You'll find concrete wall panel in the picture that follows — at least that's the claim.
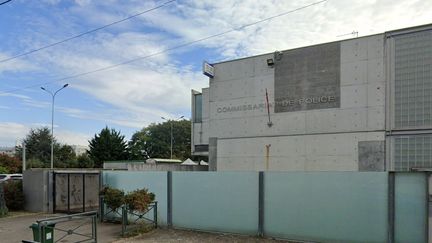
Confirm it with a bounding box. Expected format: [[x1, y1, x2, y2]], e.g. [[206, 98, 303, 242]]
[[23, 170, 49, 212], [367, 106, 385, 129], [367, 58, 385, 83], [367, 82, 385, 107], [216, 132, 384, 171], [340, 60, 367, 86], [367, 34, 384, 59], [340, 85, 368, 108], [341, 38, 368, 63], [212, 58, 256, 82], [202, 88, 210, 119]]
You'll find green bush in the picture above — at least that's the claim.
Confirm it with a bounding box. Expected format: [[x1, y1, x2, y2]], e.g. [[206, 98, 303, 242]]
[[100, 186, 124, 211], [3, 180, 25, 210], [0, 166, 9, 174], [27, 158, 45, 169], [0, 154, 21, 173], [124, 189, 155, 213]]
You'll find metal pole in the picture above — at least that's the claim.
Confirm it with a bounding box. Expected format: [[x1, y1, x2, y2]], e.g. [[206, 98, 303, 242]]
[[22, 142, 26, 171], [167, 171, 172, 227], [51, 95, 54, 169], [161, 116, 183, 160], [258, 171, 264, 237], [41, 84, 68, 169], [170, 121, 173, 159]]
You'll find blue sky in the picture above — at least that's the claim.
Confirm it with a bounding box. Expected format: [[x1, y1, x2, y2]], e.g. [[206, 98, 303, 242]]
[[0, 0, 431, 146]]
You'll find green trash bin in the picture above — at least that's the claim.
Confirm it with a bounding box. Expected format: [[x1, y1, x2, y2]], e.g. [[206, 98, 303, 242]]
[[30, 223, 55, 243]]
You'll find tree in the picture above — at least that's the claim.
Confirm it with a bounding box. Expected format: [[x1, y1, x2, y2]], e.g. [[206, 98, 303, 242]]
[[16, 127, 53, 166], [88, 127, 129, 167], [15, 127, 78, 168], [77, 153, 94, 168], [55, 144, 77, 168], [129, 119, 191, 160], [0, 154, 21, 173]]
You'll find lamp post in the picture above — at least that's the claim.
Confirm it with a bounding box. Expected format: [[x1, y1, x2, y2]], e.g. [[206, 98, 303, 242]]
[[41, 84, 69, 169], [161, 115, 184, 159]]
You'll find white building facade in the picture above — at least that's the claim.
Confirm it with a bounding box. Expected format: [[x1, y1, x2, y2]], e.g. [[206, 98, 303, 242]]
[[192, 24, 432, 172]]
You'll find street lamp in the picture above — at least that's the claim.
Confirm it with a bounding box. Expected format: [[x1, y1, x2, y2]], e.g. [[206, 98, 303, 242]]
[[161, 115, 184, 159], [41, 83, 69, 169]]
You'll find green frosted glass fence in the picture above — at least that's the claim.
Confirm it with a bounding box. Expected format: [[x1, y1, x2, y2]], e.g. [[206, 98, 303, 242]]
[[395, 173, 427, 243], [102, 171, 429, 242], [263, 172, 388, 243], [103, 171, 168, 225], [172, 172, 259, 234]]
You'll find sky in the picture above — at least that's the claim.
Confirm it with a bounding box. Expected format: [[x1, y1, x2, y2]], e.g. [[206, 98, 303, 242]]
[[0, 0, 431, 147]]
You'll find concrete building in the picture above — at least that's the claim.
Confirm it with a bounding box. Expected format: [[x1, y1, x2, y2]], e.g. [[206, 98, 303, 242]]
[[191, 23, 432, 172], [71, 145, 88, 156]]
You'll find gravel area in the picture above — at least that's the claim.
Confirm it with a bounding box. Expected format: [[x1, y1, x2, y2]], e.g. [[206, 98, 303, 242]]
[[114, 228, 292, 243]]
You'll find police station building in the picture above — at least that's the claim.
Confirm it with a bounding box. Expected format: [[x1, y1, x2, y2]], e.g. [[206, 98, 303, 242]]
[[191, 24, 432, 172]]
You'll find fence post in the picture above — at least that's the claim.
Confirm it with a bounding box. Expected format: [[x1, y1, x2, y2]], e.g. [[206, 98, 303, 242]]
[[167, 171, 173, 227], [121, 205, 126, 236], [99, 172, 103, 222], [388, 172, 395, 243], [258, 171, 264, 237], [425, 172, 429, 243], [154, 202, 158, 228]]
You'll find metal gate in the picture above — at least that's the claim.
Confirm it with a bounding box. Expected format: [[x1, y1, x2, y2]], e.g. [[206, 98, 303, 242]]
[[53, 171, 100, 214]]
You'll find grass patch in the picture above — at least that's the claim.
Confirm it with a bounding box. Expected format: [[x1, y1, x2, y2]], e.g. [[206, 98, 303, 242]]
[[122, 223, 155, 238]]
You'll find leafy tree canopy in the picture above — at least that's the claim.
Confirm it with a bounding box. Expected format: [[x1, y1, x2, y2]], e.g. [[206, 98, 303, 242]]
[[88, 126, 129, 167], [129, 119, 191, 160], [15, 127, 77, 168]]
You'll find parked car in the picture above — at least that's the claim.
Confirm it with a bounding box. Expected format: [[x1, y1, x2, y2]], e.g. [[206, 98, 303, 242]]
[[0, 174, 8, 182], [0, 173, 22, 183]]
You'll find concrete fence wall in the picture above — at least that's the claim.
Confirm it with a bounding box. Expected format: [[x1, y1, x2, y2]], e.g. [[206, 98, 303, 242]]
[[23, 169, 50, 212], [103, 171, 428, 243]]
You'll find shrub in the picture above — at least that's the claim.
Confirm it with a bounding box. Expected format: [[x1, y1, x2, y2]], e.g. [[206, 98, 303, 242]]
[[100, 186, 124, 211], [124, 189, 155, 213], [27, 158, 45, 169], [0, 166, 9, 174], [0, 184, 8, 217], [0, 154, 21, 173], [3, 180, 25, 210]]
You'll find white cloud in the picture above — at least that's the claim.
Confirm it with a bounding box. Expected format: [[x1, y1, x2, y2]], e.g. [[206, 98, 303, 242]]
[[55, 130, 90, 146], [4, 0, 432, 131], [0, 92, 50, 109], [0, 122, 28, 146], [0, 122, 89, 146], [0, 52, 38, 75]]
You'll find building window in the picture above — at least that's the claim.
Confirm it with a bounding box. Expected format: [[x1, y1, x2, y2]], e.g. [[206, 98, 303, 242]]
[[394, 135, 432, 171], [394, 29, 432, 128], [194, 94, 202, 123], [194, 144, 209, 152]]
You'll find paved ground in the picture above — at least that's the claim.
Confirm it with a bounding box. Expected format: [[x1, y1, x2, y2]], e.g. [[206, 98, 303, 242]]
[[0, 212, 121, 243], [114, 228, 291, 243], [0, 212, 291, 243]]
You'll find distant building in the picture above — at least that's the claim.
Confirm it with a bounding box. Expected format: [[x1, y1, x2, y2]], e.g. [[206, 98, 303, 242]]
[[103, 159, 207, 171], [71, 145, 88, 156], [192, 23, 432, 172], [0, 146, 15, 157]]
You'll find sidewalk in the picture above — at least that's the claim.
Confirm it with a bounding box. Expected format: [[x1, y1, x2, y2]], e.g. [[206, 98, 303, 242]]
[[0, 212, 121, 243]]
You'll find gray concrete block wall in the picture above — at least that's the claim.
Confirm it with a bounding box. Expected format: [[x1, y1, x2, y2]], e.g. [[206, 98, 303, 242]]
[[216, 131, 385, 171], [207, 35, 385, 140], [196, 35, 387, 171], [23, 169, 49, 212]]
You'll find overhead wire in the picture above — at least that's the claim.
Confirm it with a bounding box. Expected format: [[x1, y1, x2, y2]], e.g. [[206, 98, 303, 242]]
[[0, 0, 328, 95], [0, 0, 176, 63], [0, 0, 12, 6]]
